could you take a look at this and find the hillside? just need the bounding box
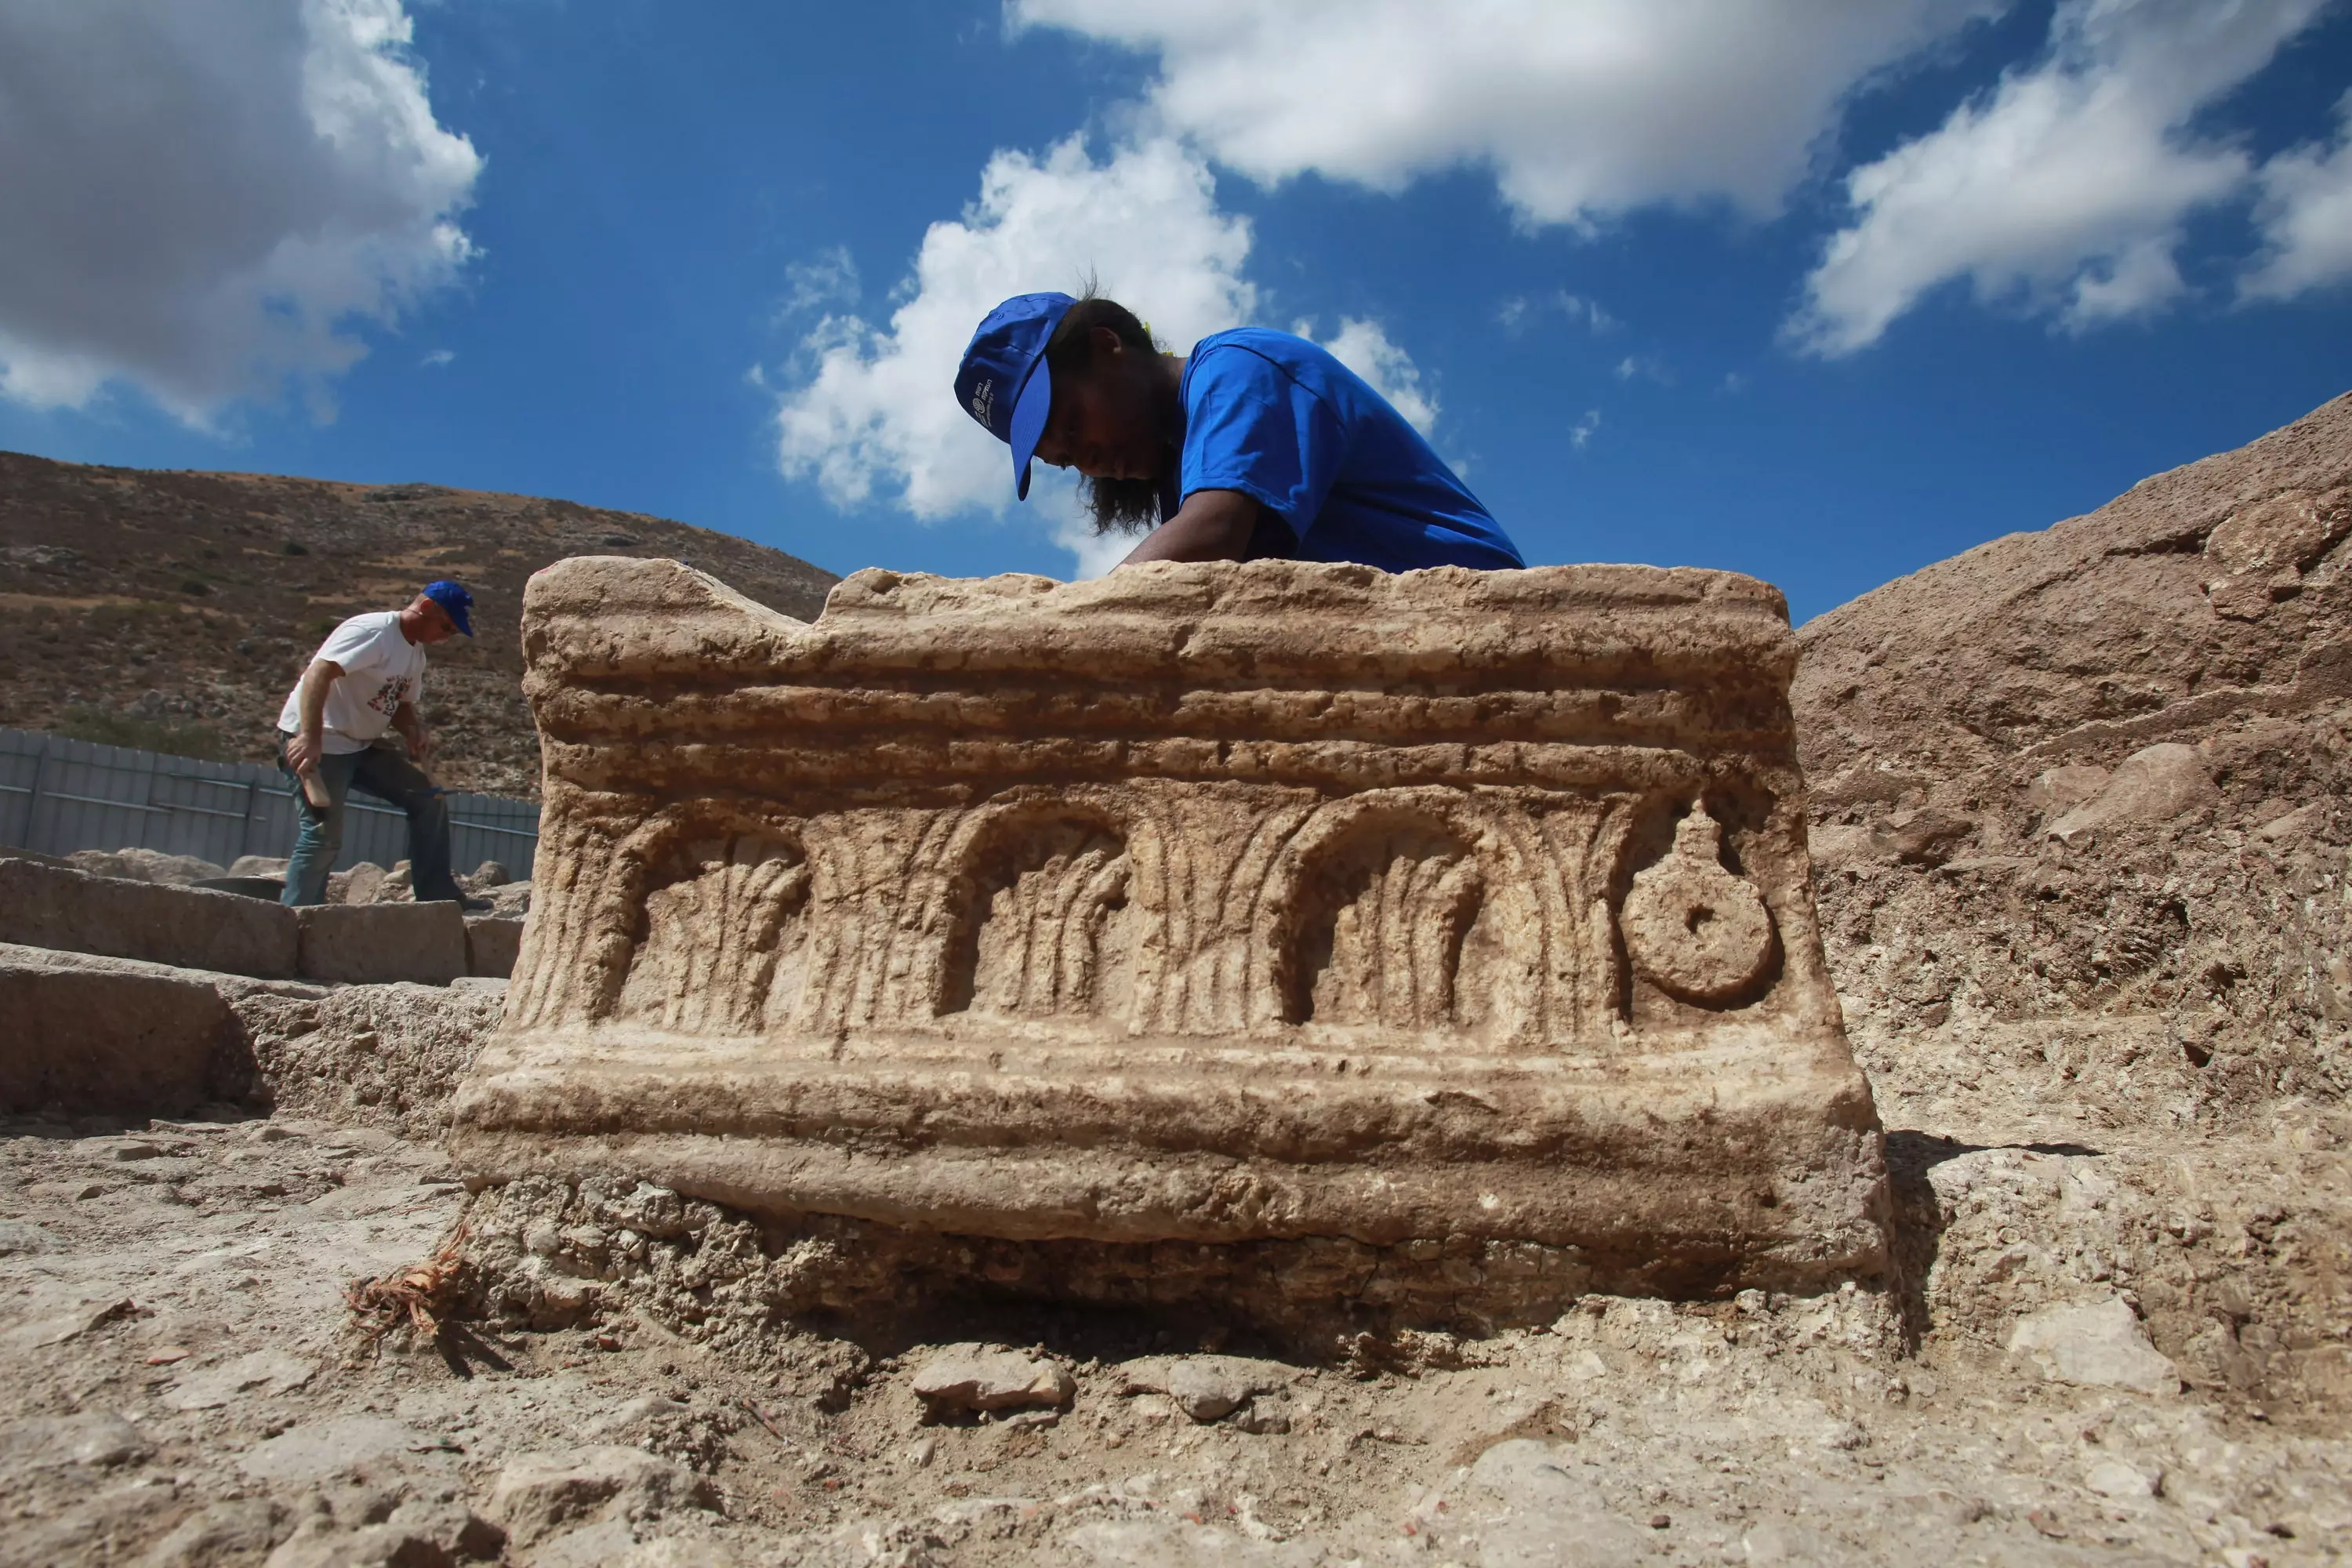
[1794,390,2350,1421]
[0,451,838,797]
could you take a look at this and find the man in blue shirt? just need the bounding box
[955,292,1524,572]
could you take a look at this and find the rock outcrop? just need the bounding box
[1798,389,2352,1421]
[452,556,1885,1319]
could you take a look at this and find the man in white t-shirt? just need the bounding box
[274,580,485,908]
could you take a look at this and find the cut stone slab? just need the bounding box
[452,557,1887,1304]
[466,914,525,978]
[299,901,468,985]
[2009,1297,2180,1395]
[0,856,298,978]
[0,959,238,1116]
[910,1345,1075,1414]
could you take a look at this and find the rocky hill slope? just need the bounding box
[0,452,837,797]
[1797,390,2351,1421]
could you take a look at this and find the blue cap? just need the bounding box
[421,579,474,637]
[955,291,1075,501]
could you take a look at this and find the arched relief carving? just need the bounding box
[793,807,969,1035]
[1130,794,1317,1039]
[1255,792,1544,1045]
[611,827,810,1033]
[937,805,1134,1022]
[1616,799,1780,1011]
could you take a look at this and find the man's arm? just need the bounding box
[393,699,433,770]
[283,659,344,775]
[1115,488,1265,568]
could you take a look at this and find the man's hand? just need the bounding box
[394,702,434,770]
[289,657,342,779]
[1116,488,1265,567]
[284,730,324,778]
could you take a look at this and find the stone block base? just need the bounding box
[298,902,468,985]
[465,915,526,979]
[0,960,240,1116]
[0,857,298,978]
[457,1028,1883,1297]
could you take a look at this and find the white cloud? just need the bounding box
[1498,290,1616,336]
[774,136,1255,529]
[1570,408,1602,451]
[2243,92,2352,301]
[1051,508,1138,580]
[1012,0,2003,227]
[1791,0,2331,354]
[779,245,862,320]
[1295,318,1437,435]
[420,348,455,368]
[0,0,481,422]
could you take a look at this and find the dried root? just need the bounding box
[346,1221,472,1348]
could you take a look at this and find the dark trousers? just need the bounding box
[275,734,459,906]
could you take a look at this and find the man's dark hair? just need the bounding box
[1045,292,1163,535]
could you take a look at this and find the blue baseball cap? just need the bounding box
[955,291,1075,501]
[421,579,474,637]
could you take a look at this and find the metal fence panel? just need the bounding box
[0,728,537,880]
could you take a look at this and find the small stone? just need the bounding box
[910,1345,1073,1414]
[2027,1508,2068,1538]
[110,1139,165,1161]
[1001,1409,1060,1430]
[1649,1512,1671,1529]
[488,1446,717,1547]
[24,1181,103,1201]
[263,1509,498,1568]
[143,1499,292,1567]
[2009,1297,2180,1395]
[1164,1359,1261,1422]
[145,1345,194,1365]
[2084,1459,2161,1499]
[1113,1355,1287,1422]
[1232,1403,1290,1435]
[906,1436,937,1468]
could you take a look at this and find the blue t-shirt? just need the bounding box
[1160,328,1523,572]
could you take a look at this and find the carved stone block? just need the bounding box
[450,557,1886,1303]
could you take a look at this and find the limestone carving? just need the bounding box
[1619,804,1777,1005]
[456,557,1886,1301]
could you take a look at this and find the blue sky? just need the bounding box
[2,1,2348,621]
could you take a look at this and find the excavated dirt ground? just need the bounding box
[1,995,2345,1567]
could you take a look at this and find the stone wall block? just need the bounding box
[0,960,239,1116]
[297,902,468,985]
[0,858,299,978]
[466,916,526,979]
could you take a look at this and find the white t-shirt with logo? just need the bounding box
[276,612,428,754]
